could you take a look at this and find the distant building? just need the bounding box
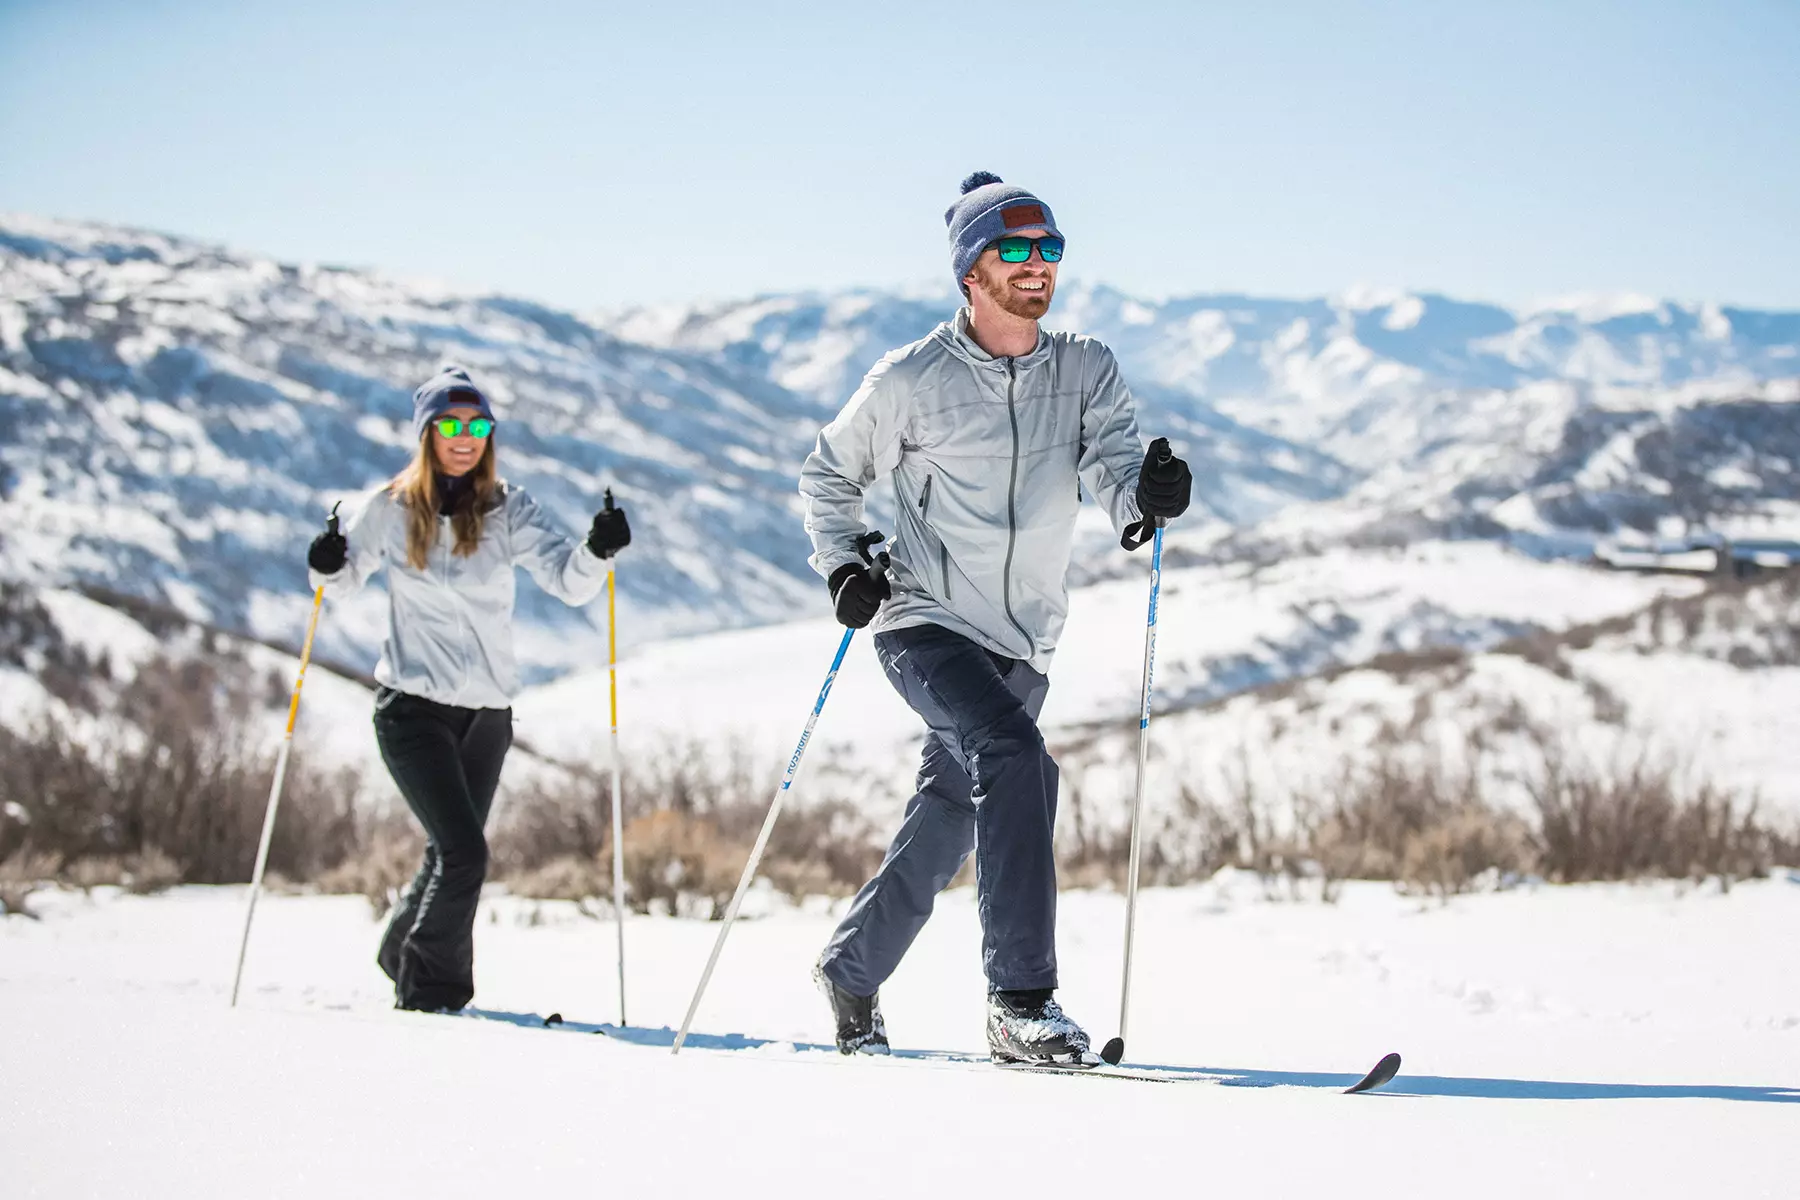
[1592,536,1800,578]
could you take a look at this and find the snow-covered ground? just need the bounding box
[3,879,1797,1198]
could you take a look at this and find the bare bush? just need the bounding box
[0,651,367,890]
[489,738,885,914]
[311,822,426,918]
[1524,735,1776,887]
[0,850,57,919]
[504,854,610,904]
[620,810,745,918]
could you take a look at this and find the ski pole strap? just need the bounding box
[1121,513,1167,553]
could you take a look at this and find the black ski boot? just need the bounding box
[814,960,890,1055]
[986,989,1098,1067]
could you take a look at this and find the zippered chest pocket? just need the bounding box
[915,473,951,601]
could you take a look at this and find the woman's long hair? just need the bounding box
[389,431,500,569]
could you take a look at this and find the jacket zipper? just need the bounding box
[1001,359,1030,653]
[443,518,470,703]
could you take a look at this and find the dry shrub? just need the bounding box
[621,810,745,917]
[313,824,426,918]
[0,652,368,888]
[490,737,886,914]
[0,850,56,919]
[504,854,610,903]
[1526,737,1776,887]
[1117,722,1783,900]
[1396,807,1534,900]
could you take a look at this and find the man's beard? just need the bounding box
[976,267,1053,319]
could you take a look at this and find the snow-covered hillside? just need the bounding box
[0,214,841,678]
[1059,566,1800,856]
[606,284,1800,561]
[7,214,1800,687]
[513,543,1703,822]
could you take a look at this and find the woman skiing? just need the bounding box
[306,365,631,1011]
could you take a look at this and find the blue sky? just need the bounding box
[3,0,1797,311]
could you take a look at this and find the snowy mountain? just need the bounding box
[6,212,1800,684]
[604,284,1800,559]
[0,214,846,678]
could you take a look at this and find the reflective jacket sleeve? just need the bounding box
[799,353,912,580]
[507,487,609,606]
[309,487,390,596]
[1077,343,1148,539]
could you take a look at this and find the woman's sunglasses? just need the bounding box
[993,235,1065,264]
[435,417,494,439]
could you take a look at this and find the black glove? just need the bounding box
[307,506,347,575]
[1134,437,1192,521]
[587,491,631,559]
[828,562,890,629]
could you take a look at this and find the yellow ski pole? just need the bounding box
[605,489,628,1028]
[230,506,334,1007]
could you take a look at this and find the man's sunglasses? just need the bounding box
[435,417,494,439]
[993,235,1065,264]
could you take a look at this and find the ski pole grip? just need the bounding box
[327,500,341,536]
[1147,440,1171,529]
[604,487,615,513]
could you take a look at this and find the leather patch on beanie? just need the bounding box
[1002,204,1047,229]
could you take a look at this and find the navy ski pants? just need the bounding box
[820,622,1058,997]
[373,688,512,1011]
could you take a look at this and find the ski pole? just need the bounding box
[604,489,629,1029]
[1101,494,1169,1066]
[673,532,889,1055]
[230,504,336,1008]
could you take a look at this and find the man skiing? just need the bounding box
[799,172,1193,1064]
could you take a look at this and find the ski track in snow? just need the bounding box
[3,878,1798,1198]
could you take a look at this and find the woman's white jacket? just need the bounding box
[310,483,606,709]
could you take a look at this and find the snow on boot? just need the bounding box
[986,989,1098,1066]
[814,960,890,1055]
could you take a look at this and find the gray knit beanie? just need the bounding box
[944,171,1062,296]
[411,364,496,443]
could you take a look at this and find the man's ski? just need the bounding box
[998,1051,1402,1092]
[1344,1051,1403,1094]
[439,1008,1402,1093]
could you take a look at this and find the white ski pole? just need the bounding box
[603,489,628,1028]
[230,508,334,1007]
[1101,502,1168,1066]
[673,533,888,1054]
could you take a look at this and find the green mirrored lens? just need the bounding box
[1038,237,1064,262]
[995,237,1032,262]
[468,418,494,439]
[435,418,462,437]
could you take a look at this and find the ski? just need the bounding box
[444,1008,1402,1093]
[998,1051,1403,1092]
[1345,1051,1403,1094]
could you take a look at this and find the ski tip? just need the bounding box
[1100,1037,1125,1066]
[1345,1051,1402,1094]
[543,1012,564,1028]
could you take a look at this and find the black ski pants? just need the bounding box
[372,688,512,1011]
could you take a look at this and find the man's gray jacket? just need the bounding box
[800,307,1146,673]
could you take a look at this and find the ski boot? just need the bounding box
[814,959,890,1055]
[986,989,1099,1067]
